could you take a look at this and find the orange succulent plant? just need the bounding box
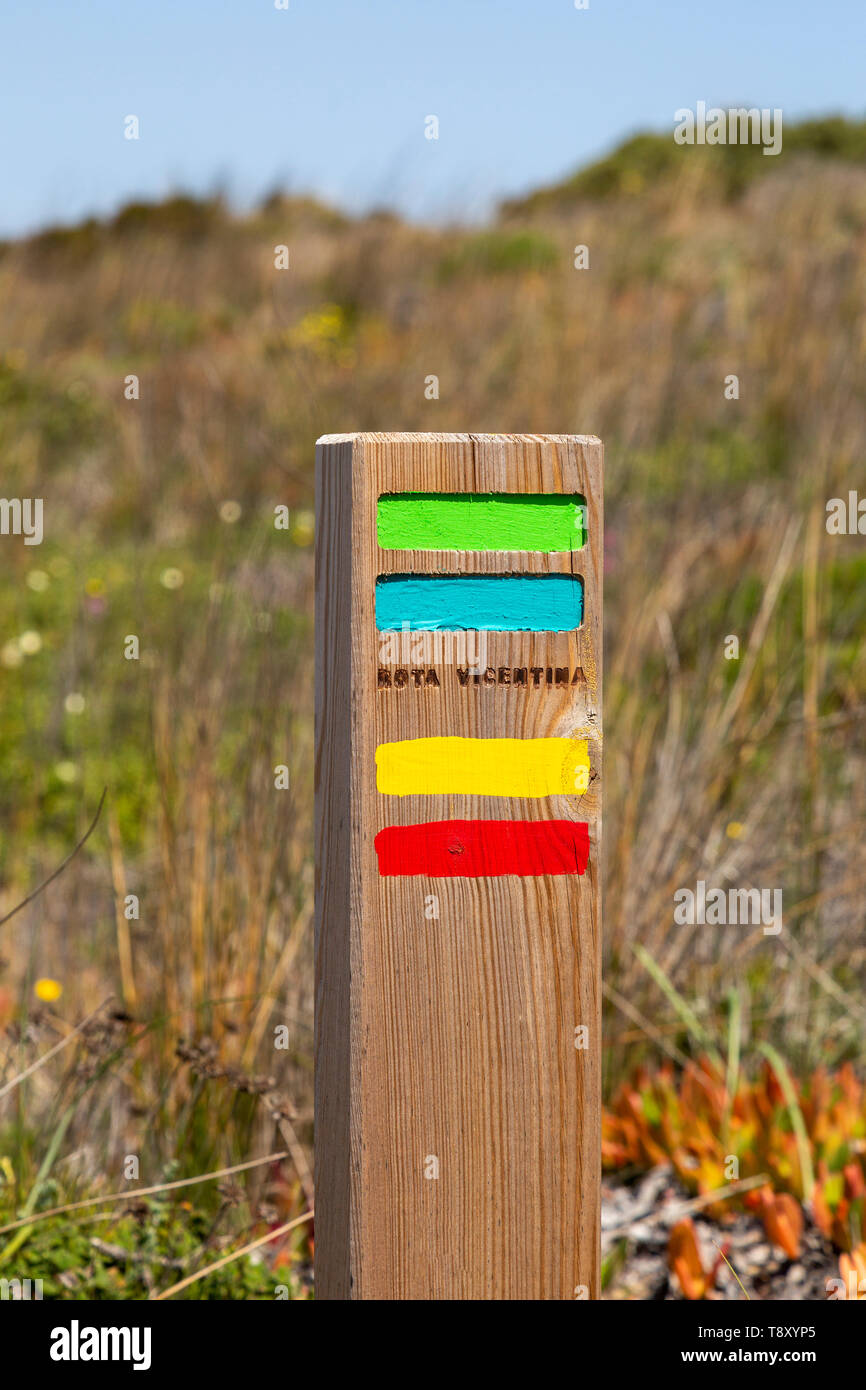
[837,1244,866,1300]
[668,1218,727,1300]
[605,1058,866,1259]
[757,1189,803,1260]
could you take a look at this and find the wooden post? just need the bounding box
[315,433,602,1300]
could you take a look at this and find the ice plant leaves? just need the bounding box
[604,1058,866,1258]
[758,1189,803,1260]
[668,1218,726,1300]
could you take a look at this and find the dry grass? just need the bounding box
[0,134,865,1292]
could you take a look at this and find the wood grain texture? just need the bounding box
[315,433,602,1300]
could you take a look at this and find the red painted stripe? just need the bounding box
[374,819,589,878]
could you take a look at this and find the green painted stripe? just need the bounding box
[377,492,585,552]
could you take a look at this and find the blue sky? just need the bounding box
[0,0,863,235]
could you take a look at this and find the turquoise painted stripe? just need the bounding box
[375,574,583,632]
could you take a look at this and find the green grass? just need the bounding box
[0,1194,310,1299]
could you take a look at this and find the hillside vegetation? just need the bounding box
[1,117,865,1296]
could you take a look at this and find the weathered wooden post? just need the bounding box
[315,433,602,1299]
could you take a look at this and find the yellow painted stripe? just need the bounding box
[376,737,590,798]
